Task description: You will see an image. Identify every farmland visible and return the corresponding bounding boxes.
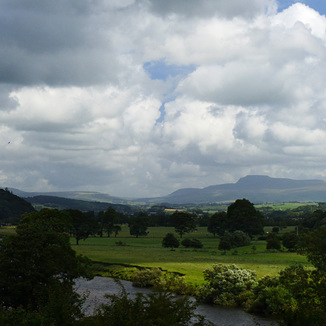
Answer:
[71,225,310,284]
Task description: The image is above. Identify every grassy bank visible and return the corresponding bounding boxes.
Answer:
[72,226,310,284]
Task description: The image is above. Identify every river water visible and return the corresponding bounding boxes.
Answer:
[75,277,278,326]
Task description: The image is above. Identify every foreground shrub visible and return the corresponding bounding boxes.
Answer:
[196,264,257,307]
[157,274,196,296]
[181,238,203,249]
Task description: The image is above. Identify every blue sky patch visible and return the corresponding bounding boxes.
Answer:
[143,59,196,81]
[278,0,326,14]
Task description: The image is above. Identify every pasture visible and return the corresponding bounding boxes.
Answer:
[72,225,310,284]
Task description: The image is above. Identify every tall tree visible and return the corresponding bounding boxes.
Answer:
[65,209,97,245]
[0,209,91,323]
[172,211,197,238]
[128,213,149,238]
[226,199,264,235]
[98,206,121,237]
[207,212,227,237]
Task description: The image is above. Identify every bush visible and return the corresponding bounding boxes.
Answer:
[196,264,257,307]
[218,231,251,251]
[162,233,180,250]
[181,238,203,248]
[131,268,162,288]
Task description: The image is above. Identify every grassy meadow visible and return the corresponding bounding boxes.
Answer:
[71,225,310,284]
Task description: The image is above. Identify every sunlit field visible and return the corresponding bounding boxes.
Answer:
[72,226,310,284]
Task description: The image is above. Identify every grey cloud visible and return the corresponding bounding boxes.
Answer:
[146,0,276,18]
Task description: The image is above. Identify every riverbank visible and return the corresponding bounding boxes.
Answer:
[75,276,277,326]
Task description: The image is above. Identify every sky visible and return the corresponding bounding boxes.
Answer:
[1,0,326,198]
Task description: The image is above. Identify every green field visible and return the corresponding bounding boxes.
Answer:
[71,226,310,284]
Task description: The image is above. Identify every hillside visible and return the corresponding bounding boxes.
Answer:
[0,189,35,223]
[138,175,326,204]
[24,195,138,214]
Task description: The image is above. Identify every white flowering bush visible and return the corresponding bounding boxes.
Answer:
[196,264,257,306]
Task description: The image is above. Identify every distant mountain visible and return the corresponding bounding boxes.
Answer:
[24,195,137,214]
[5,188,128,204]
[138,175,326,204]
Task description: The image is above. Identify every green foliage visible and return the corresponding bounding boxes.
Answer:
[128,213,149,238]
[218,231,251,251]
[172,212,197,238]
[197,264,257,306]
[83,283,213,326]
[227,199,264,235]
[181,238,203,248]
[207,212,226,237]
[131,268,162,288]
[266,233,281,250]
[282,232,299,251]
[162,232,180,249]
[156,274,196,296]
[298,226,326,271]
[250,266,326,325]
[98,207,121,237]
[0,209,91,324]
[65,209,98,245]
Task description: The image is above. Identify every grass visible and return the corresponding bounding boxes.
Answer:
[72,226,310,284]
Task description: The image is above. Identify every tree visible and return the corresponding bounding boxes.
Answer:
[128,213,149,238]
[0,209,91,323]
[98,206,121,237]
[65,209,97,245]
[172,212,197,238]
[266,233,281,250]
[162,233,180,250]
[299,226,326,271]
[207,212,227,237]
[282,232,299,251]
[226,199,264,236]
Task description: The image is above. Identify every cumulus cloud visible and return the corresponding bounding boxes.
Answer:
[1,0,326,197]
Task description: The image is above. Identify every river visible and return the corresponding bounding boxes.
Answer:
[75,276,278,326]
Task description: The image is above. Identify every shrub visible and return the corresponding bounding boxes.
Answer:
[218,231,251,251]
[162,233,180,250]
[131,268,162,288]
[196,264,257,307]
[181,238,203,248]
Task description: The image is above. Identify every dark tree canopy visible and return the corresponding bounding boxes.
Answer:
[98,206,121,237]
[226,199,264,235]
[207,212,227,237]
[0,209,91,320]
[162,233,180,249]
[128,213,149,238]
[64,209,98,245]
[172,211,197,238]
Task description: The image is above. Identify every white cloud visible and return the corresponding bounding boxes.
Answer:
[1,1,326,197]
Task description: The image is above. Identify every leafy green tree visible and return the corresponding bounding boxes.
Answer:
[172,211,197,238]
[65,209,97,245]
[207,212,227,237]
[0,209,91,324]
[98,206,121,237]
[282,232,299,251]
[266,233,281,250]
[299,226,326,271]
[162,233,180,250]
[227,199,264,235]
[128,213,149,238]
